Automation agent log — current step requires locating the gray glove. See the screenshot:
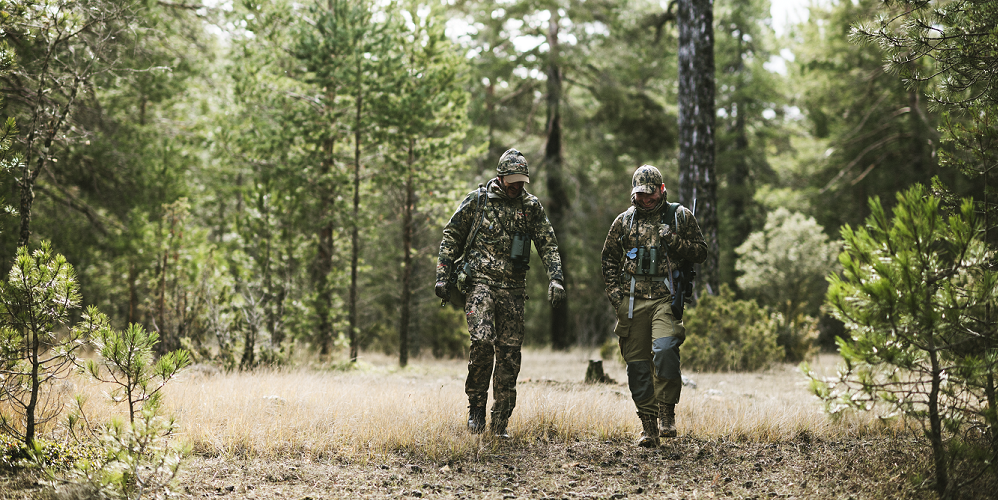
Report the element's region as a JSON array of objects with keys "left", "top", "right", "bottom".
[{"left": 548, "top": 280, "right": 566, "bottom": 308}]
